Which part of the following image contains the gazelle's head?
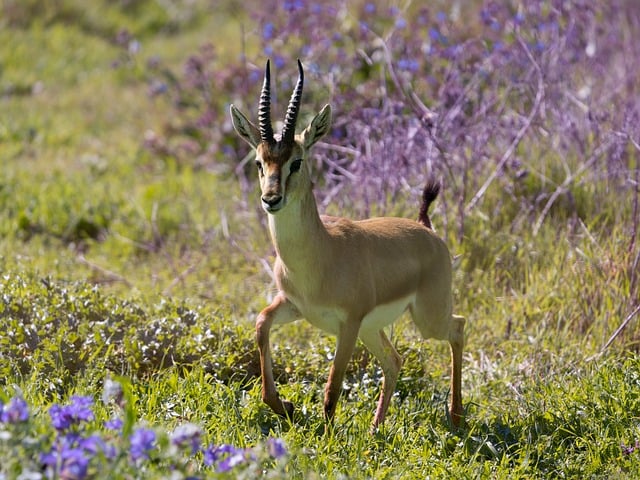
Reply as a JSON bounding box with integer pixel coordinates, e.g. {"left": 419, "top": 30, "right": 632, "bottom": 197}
{"left": 230, "top": 60, "right": 332, "bottom": 214}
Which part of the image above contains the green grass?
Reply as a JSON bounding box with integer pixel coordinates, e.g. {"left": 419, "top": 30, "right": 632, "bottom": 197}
{"left": 1, "top": 2, "right": 639, "bottom": 478}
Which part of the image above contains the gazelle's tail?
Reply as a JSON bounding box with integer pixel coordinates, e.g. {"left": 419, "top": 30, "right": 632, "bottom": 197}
{"left": 418, "top": 181, "right": 440, "bottom": 230}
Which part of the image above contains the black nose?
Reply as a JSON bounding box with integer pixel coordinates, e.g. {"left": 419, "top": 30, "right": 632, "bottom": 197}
{"left": 262, "top": 194, "right": 282, "bottom": 207}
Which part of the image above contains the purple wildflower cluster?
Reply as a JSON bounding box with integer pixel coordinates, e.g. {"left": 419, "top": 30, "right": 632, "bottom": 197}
{"left": 202, "top": 437, "right": 287, "bottom": 472}
{"left": 0, "top": 387, "right": 288, "bottom": 479}
{"left": 0, "top": 396, "right": 29, "bottom": 424}
{"left": 49, "top": 395, "right": 95, "bottom": 431}
{"left": 169, "top": 424, "right": 288, "bottom": 473}
{"left": 140, "top": 0, "right": 638, "bottom": 242}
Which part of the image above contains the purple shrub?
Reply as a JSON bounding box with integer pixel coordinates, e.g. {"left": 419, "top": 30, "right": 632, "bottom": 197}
{"left": 141, "top": 0, "right": 638, "bottom": 244}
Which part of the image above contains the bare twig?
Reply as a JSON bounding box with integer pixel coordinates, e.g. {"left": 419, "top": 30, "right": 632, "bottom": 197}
{"left": 628, "top": 135, "right": 640, "bottom": 296}
{"left": 77, "top": 255, "right": 133, "bottom": 287}
{"left": 600, "top": 303, "right": 640, "bottom": 352}
{"left": 465, "top": 35, "right": 545, "bottom": 214}
{"left": 161, "top": 263, "right": 200, "bottom": 296}
{"left": 629, "top": 135, "right": 640, "bottom": 254}
{"left": 532, "top": 133, "right": 619, "bottom": 236}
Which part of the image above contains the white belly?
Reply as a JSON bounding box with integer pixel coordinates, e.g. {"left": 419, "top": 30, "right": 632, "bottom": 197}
{"left": 305, "top": 295, "right": 415, "bottom": 335}
{"left": 304, "top": 305, "right": 347, "bottom": 336}
{"left": 359, "top": 295, "right": 414, "bottom": 335}
{"left": 298, "top": 295, "right": 414, "bottom": 337}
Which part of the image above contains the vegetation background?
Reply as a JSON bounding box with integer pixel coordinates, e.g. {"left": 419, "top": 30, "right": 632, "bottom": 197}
{"left": 1, "top": 0, "right": 639, "bottom": 478}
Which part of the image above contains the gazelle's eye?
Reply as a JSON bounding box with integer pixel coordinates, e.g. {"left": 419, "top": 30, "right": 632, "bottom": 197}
{"left": 290, "top": 159, "right": 303, "bottom": 173}
{"left": 255, "top": 161, "right": 264, "bottom": 176}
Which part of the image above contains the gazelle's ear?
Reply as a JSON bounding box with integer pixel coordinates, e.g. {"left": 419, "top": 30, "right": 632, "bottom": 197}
{"left": 300, "top": 104, "right": 332, "bottom": 150}
{"left": 230, "top": 105, "right": 261, "bottom": 148}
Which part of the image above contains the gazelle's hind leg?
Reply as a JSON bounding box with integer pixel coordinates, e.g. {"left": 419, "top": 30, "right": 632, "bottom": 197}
{"left": 410, "top": 297, "right": 465, "bottom": 427}
{"left": 449, "top": 314, "right": 465, "bottom": 427}
{"left": 358, "top": 329, "right": 402, "bottom": 433}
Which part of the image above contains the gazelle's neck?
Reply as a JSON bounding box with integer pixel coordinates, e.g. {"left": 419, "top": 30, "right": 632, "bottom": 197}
{"left": 268, "top": 188, "right": 327, "bottom": 269}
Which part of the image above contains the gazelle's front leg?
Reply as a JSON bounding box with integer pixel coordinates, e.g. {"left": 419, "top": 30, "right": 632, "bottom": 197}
{"left": 323, "top": 320, "right": 361, "bottom": 423}
{"left": 256, "top": 293, "right": 301, "bottom": 418}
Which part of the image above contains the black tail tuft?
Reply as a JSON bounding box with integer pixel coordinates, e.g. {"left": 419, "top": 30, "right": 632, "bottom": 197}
{"left": 418, "top": 180, "right": 440, "bottom": 229}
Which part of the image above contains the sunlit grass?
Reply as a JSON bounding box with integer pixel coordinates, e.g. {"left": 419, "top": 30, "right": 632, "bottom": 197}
{"left": 1, "top": 0, "right": 639, "bottom": 478}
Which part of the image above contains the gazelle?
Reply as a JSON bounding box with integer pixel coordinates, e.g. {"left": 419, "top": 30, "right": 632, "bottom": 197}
{"left": 230, "top": 60, "right": 465, "bottom": 431}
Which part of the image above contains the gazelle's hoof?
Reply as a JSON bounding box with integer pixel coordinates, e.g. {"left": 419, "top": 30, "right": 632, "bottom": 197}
{"left": 278, "top": 399, "right": 294, "bottom": 420}
{"left": 449, "top": 408, "right": 464, "bottom": 428}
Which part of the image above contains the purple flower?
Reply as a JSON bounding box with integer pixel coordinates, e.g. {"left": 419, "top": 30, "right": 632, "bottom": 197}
{"left": 364, "top": 3, "right": 375, "bottom": 14}
{"left": 59, "top": 448, "right": 89, "bottom": 480}
{"left": 395, "top": 17, "right": 407, "bottom": 29}
{"left": 80, "top": 434, "right": 117, "bottom": 460}
{"left": 42, "top": 446, "right": 90, "bottom": 480}
{"left": 491, "top": 41, "right": 505, "bottom": 53}
{"left": 203, "top": 443, "right": 249, "bottom": 472}
{"left": 397, "top": 58, "right": 420, "bottom": 72}
{"left": 429, "top": 27, "right": 447, "bottom": 44}
{"left": 104, "top": 417, "right": 123, "bottom": 431}
{"left": 283, "top": 0, "right": 304, "bottom": 12}
{"left": 622, "top": 440, "right": 640, "bottom": 455}
{"left": 203, "top": 443, "right": 233, "bottom": 466}
{"left": 262, "top": 22, "right": 275, "bottom": 40}
{"left": 49, "top": 396, "right": 94, "bottom": 431}
{"left": 267, "top": 437, "right": 287, "bottom": 459}
{"left": 273, "top": 55, "right": 286, "bottom": 69}
{"left": 129, "top": 427, "right": 156, "bottom": 462}
{"left": 480, "top": 7, "right": 494, "bottom": 26}
{"left": 148, "top": 80, "right": 168, "bottom": 97}
{"left": 1, "top": 396, "right": 29, "bottom": 424}
{"left": 170, "top": 423, "right": 202, "bottom": 454}
{"left": 217, "top": 450, "right": 248, "bottom": 472}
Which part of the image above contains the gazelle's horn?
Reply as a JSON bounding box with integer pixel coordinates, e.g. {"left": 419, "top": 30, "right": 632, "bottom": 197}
{"left": 258, "top": 60, "right": 276, "bottom": 145}
{"left": 281, "top": 59, "right": 304, "bottom": 146}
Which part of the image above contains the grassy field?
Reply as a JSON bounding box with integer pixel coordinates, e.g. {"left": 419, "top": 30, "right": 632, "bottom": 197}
{"left": 1, "top": 1, "right": 639, "bottom": 478}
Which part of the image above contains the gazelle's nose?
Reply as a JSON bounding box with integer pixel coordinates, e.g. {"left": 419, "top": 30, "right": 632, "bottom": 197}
{"left": 261, "top": 194, "right": 283, "bottom": 212}
{"left": 262, "top": 194, "right": 282, "bottom": 206}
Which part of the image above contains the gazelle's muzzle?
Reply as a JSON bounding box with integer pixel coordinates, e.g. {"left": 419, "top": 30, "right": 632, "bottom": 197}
{"left": 262, "top": 193, "right": 284, "bottom": 212}
{"left": 261, "top": 170, "right": 285, "bottom": 213}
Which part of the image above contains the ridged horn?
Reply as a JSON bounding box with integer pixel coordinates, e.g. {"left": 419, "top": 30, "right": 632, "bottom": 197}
{"left": 258, "top": 59, "right": 275, "bottom": 145}
{"left": 281, "top": 59, "right": 304, "bottom": 146}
